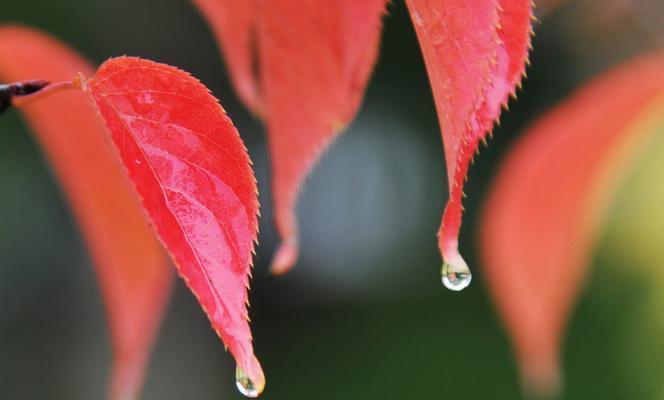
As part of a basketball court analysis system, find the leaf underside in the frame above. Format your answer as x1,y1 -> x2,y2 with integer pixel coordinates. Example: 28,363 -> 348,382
0,25 -> 173,400
85,57 -> 264,391
480,52 -> 664,395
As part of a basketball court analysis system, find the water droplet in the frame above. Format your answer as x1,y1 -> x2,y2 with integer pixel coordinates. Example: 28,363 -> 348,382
441,260 -> 472,291
236,366 -> 261,398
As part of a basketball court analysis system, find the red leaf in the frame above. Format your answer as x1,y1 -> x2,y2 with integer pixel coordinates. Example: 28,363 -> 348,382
405,0 -> 533,289
83,57 -> 264,395
480,52 -> 664,395
0,26 -> 173,399
192,0 -> 261,113
259,0 -> 388,274
193,0 -> 388,274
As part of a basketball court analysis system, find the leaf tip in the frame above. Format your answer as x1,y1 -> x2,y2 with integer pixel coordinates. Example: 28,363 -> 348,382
520,358 -> 562,400
269,238 -> 299,276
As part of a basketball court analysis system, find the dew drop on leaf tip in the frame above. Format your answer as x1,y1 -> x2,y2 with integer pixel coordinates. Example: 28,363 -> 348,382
236,366 -> 261,398
441,257 -> 472,291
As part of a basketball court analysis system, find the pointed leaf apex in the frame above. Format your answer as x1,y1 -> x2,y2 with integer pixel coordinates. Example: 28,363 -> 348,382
270,238 -> 299,276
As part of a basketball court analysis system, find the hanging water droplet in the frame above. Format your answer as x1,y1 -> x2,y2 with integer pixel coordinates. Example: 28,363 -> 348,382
441,260 -> 472,291
236,366 -> 261,398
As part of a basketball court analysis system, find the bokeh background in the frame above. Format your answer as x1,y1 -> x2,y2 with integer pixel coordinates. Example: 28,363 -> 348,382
1,0 -> 663,398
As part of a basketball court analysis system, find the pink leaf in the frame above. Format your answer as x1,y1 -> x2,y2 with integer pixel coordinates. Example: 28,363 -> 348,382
83,57 -> 264,396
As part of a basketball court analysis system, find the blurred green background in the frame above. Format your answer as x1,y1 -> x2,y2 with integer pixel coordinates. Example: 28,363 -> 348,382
1,0 -> 663,398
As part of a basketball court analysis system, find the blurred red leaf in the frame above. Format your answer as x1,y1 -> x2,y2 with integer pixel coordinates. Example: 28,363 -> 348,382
406,0 -> 533,289
480,52 -> 664,395
259,0 -> 388,274
194,0 -> 388,274
192,0 -> 261,113
0,26 -> 173,400
84,57 -> 264,395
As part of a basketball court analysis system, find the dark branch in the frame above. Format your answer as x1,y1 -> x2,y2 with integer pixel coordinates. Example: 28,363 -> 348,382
0,80 -> 50,115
